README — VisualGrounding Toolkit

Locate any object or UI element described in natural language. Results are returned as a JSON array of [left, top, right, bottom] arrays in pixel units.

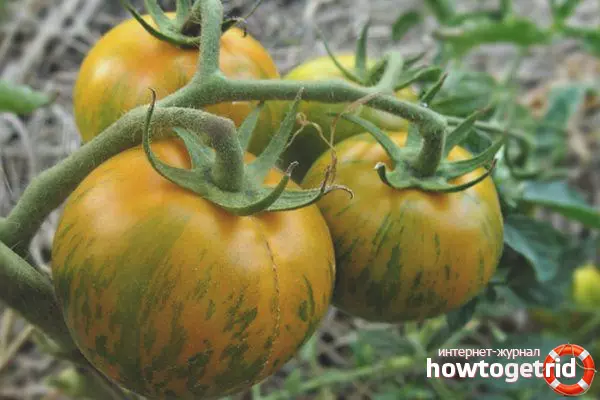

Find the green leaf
[[391, 11, 422, 42], [298, 333, 318, 365], [430, 69, 496, 117], [550, 0, 583, 23], [0, 81, 52, 114], [499, 0, 513, 17], [435, 17, 550, 56], [521, 181, 600, 229], [503, 215, 566, 282], [445, 296, 478, 332], [424, 0, 455, 23], [355, 21, 371, 80], [534, 84, 588, 160], [563, 26, 600, 57], [283, 369, 303, 394]]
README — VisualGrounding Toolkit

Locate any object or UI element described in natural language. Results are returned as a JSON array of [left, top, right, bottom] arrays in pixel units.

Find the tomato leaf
[[0, 81, 52, 115], [430, 69, 496, 117], [550, 0, 583, 23], [424, 0, 455, 23], [503, 215, 566, 282], [445, 296, 478, 332], [283, 369, 304, 394], [562, 26, 600, 57], [534, 84, 588, 160], [521, 181, 600, 229], [435, 17, 550, 56], [354, 328, 412, 359], [391, 11, 422, 42]]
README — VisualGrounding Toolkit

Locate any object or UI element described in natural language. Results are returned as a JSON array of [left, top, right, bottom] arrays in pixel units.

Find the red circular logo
[[543, 344, 596, 396]]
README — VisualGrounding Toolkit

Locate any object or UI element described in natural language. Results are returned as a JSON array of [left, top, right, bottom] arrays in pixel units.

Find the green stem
[[0, 241, 75, 352], [1, 75, 449, 251], [192, 0, 224, 80], [262, 356, 414, 400], [375, 52, 404, 92], [180, 0, 203, 37], [412, 125, 446, 177], [0, 106, 241, 251]]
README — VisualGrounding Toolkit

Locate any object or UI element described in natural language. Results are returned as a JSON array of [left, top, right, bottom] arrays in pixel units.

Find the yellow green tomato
[[530, 263, 600, 332]]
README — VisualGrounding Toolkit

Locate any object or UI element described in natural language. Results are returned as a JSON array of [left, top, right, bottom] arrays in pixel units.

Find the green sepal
[[173, 127, 213, 166], [365, 55, 389, 86], [316, 28, 364, 84], [144, 0, 173, 30], [120, 0, 199, 47], [344, 113, 502, 193], [141, 91, 346, 216], [248, 92, 302, 182], [355, 20, 371, 80], [375, 159, 498, 193], [420, 73, 448, 105], [239, 103, 264, 151], [404, 51, 428, 68], [175, 0, 193, 26], [340, 114, 403, 163], [443, 108, 488, 156], [394, 66, 443, 91], [439, 137, 505, 179]]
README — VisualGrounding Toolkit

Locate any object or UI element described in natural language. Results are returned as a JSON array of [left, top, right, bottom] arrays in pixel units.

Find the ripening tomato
[[274, 54, 417, 179], [303, 132, 504, 322], [51, 140, 335, 399], [530, 263, 600, 332], [73, 14, 280, 144]]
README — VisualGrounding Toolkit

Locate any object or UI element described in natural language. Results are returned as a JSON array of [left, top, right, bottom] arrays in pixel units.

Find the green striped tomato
[[302, 132, 504, 322], [51, 140, 335, 399], [73, 14, 280, 144]]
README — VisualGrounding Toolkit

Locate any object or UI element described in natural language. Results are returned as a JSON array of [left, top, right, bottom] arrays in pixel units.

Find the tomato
[[530, 263, 600, 332], [274, 54, 417, 179], [73, 14, 280, 144], [302, 132, 504, 322], [51, 140, 335, 399]]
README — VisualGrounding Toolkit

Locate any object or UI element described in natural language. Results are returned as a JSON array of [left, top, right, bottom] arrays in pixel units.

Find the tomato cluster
[[53, 12, 504, 400]]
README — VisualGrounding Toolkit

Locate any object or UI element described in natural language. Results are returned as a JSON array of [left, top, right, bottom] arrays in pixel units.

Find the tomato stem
[[0, 241, 76, 352], [412, 122, 447, 177], [193, 0, 224, 81], [0, 106, 241, 252]]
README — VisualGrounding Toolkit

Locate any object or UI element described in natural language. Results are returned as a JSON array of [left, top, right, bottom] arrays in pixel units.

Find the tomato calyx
[[342, 111, 505, 193], [318, 21, 442, 91], [143, 90, 350, 216], [120, 0, 261, 49]]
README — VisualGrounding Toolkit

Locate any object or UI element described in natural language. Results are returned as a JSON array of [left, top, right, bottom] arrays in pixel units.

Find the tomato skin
[[73, 14, 280, 145], [273, 55, 416, 180], [51, 141, 335, 399], [302, 132, 504, 322]]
